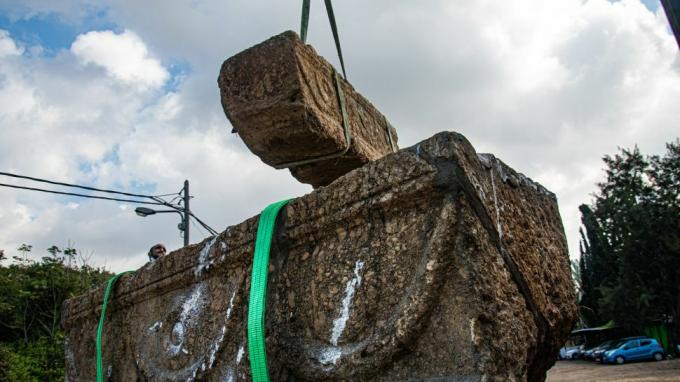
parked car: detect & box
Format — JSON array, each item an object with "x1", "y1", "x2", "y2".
[
  {"x1": 560, "y1": 345, "x2": 583, "y2": 360},
  {"x1": 603, "y1": 338, "x2": 665, "y2": 364},
  {"x1": 584, "y1": 340, "x2": 614, "y2": 360},
  {"x1": 594, "y1": 336, "x2": 646, "y2": 362}
]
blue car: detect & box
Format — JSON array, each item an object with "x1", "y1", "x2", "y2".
[
  {"x1": 594, "y1": 336, "x2": 646, "y2": 362},
  {"x1": 604, "y1": 338, "x2": 665, "y2": 364}
]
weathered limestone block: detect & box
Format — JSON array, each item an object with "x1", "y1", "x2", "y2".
[
  {"x1": 62, "y1": 132, "x2": 576, "y2": 381},
  {"x1": 218, "y1": 31, "x2": 398, "y2": 188}
]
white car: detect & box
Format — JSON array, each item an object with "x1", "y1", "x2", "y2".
[{"x1": 560, "y1": 345, "x2": 583, "y2": 360}]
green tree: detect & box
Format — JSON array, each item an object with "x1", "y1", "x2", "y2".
[
  {"x1": 0, "y1": 245, "x2": 112, "y2": 381},
  {"x1": 577, "y1": 140, "x2": 680, "y2": 342}
]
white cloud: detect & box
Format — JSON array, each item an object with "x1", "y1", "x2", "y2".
[
  {"x1": 71, "y1": 29, "x2": 168, "y2": 89},
  {"x1": 0, "y1": 30, "x2": 23, "y2": 57}
]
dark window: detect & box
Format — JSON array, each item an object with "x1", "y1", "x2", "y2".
[
  {"x1": 624, "y1": 341, "x2": 639, "y2": 349},
  {"x1": 641, "y1": 340, "x2": 652, "y2": 346}
]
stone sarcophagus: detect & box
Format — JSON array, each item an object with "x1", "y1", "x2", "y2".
[{"x1": 63, "y1": 132, "x2": 576, "y2": 381}]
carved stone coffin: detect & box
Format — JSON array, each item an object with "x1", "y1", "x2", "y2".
[
  {"x1": 62, "y1": 132, "x2": 576, "y2": 381},
  {"x1": 218, "y1": 31, "x2": 398, "y2": 188}
]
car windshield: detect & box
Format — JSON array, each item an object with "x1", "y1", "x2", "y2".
[
  {"x1": 597, "y1": 340, "x2": 613, "y2": 349},
  {"x1": 608, "y1": 340, "x2": 626, "y2": 349}
]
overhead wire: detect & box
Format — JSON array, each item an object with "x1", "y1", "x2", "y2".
[
  {"x1": 0, "y1": 171, "x2": 161, "y2": 200},
  {"x1": 0, "y1": 182, "x2": 165, "y2": 205},
  {"x1": 192, "y1": 214, "x2": 219, "y2": 236},
  {"x1": 0, "y1": 171, "x2": 218, "y2": 235},
  {"x1": 167, "y1": 194, "x2": 183, "y2": 205},
  {"x1": 153, "y1": 192, "x2": 182, "y2": 198},
  {"x1": 190, "y1": 218, "x2": 209, "y2": 238},
  {"x1": 188, "y1": 213, "x2": 218, "y2": 236}
]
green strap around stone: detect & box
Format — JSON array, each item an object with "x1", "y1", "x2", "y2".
[
  {"x1": 96, "y1": 271, "x2": 131, "y2": 382},
  {"x1": 300, "y1": 0, "x2": 347, "y2": 80},
  {"x1": 248, "y1": 199, "x2": 291, "y2": 382}
]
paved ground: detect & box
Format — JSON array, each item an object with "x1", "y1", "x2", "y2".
[{"x1": 546, "y1": 358, "x2": 680, "y2": 381}]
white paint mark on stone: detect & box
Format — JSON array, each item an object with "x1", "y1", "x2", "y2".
[
  {"x1": 167, "y1": 285, "x2": 205, "y2": 356},
  {"x1": 64, "y1": 337, "x2": 77, "y2": 377},
  {"x1": 205, "y1": 325, "x2": 227, "y2": 370},
  {"x1": 226, "y1": 290, "x2": 236, "y2": 319},
  {"x1": 188, "y1": 367, "x2": 198, "y2": 382},
  {"x1": 195, "y1": 236, "x2": 219, "y2": 276},
  {"x1": 478, "y1": 153, "x2": 493, "y2": 169},
  {"x1": 200, "y1": 290, "x2": 237, "y2": 372},
  {"x1": 318, "y1": 347, "x2": 342, "y2": 365},
  {"x1": 224, "y1": 367, "x2": 235, "y2": 382},
  {"x1": 469, "y1": 317, "x2": 479, "y2": 345},
  {"x1": 147, "y1": 320, "x2": 163, "y2": 333},
  {"x1": 489, "y1": 169, "x2": 503, "y2": 239},
  {"x1": 495, "y1": 161, "x2": 509, "y2": 183},
  {"x1": 236, "y1": 344, "x2": 245, "y2": 364},
  {"x1": 330, "y1": 260, "x2": 364, "y2": 345},
  {"x1": 318, "y1": 260, "x2": 365, "y2": 366}
]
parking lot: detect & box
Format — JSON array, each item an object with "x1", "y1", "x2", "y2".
[{"x1": 546, "y1": 359, "x2": 680, "y2": 381}]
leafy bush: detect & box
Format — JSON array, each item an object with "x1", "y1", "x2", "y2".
[{"x1": 0, "y1": 245, "x2": 112, "y2": 381}]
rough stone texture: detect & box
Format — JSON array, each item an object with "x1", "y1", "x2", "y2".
[
  {"x1": 218, "y1": 31, "x2": 399, "y2": 188},
  {"x1": 62, "y1": 132, "x2": 575, "y2": 381}
]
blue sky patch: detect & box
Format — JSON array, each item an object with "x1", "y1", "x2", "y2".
[
  {"x1": 164, "y1": 61, "x2": 192, "y2": 93},
  {"x1": 641, "y1": 0, "x2": 661, "y2": 11},
  {"x1": 0, "y1": 10, "x2": 117, "y2": 56}
]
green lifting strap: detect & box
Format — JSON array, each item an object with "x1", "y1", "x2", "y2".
[
  {"x1": 299, "y1": 0, "x2": 347, "y2": 80},
  {"x1": 300, "y1": 0, "x2": 310, "y2": 43},
  {"x1": 96, "y1": 271, "x2": 132, "y2": 382},
  {"x1": 248, "y1": 199, "x2": 291, "y2": 382}
]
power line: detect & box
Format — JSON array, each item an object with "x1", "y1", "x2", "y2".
[
  {"x1": 153, "y1": 192, "x2": 182, "y2": 198},
  {"x1": 0, "y1": 182, "x2": 165, "y2": 205},
  {"x1": 1, "y1": 171, "x2": 219, "y2": 238},
  {"x1": 190, "y1": 218, "x2": 209, "y2": 238},
  {"x1": 0, "y1": 171, "x2": 169, "y2": 200},
  {"x1": 192, "y1": 214, "x2": 218, "y2": 236}
]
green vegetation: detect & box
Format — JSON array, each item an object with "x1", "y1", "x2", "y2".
[
  {"x1": 0, "y1": 245, "x2": 112, "y2": 381},
  {"x1": 577, "y1": 139, "x2": 679, "y2": 347}
]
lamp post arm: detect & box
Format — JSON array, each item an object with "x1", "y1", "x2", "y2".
[{"x1": 152, "y1": 210, "x2": 183, "y2": 216}]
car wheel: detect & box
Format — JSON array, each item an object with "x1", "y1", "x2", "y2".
[
  {"x1": 615, "y1": 356, "x2": 625, "y2": 365},
  {"x1": 653, "y1": 352, "x2": 664, "y2": 361}
]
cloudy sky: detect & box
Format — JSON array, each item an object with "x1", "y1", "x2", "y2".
[{"x1": 0, "y1": 0, "x2": 678, "y2": 272}]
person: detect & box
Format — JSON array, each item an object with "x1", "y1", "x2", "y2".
[{"x1": 148, "y1": 243, "x2": 167, "y2": 262}]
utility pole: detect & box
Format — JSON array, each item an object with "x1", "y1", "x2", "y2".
[
  {"x1": 183, "y1": 179, "x2": 190, "y2": 246},
  {"x1": 135, "y1": 179, "x2": 203, "y2": 247}
]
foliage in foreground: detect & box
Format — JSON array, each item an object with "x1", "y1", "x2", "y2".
[
  {"x1": 0, "y1": 246, "x2": 112, "y2": 381},
  {"x1": 577, "y1": 139, "x2": 679, "y2": 338}
]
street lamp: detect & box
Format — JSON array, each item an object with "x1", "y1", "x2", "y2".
[
  {"x1": 134, "y1": 207, "x2": 159, "y2": 217},
  {"x1": 134, "y1": 206, "x2": 188, "y2": 243},
  {"x1": 134, "y1": 180, "x2": 191, "y2": 246}
]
